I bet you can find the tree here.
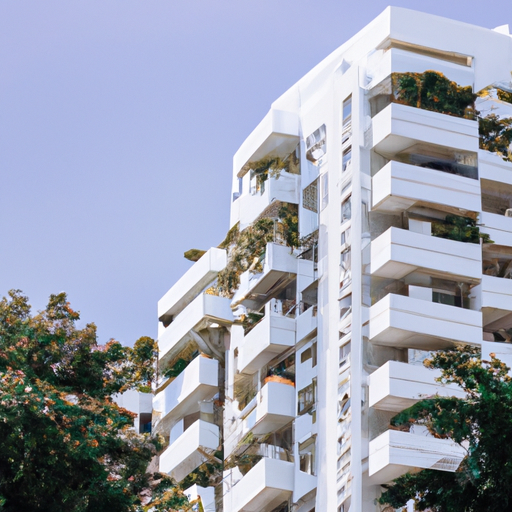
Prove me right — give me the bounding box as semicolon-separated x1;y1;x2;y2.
378;345;512;511
0;290;191;512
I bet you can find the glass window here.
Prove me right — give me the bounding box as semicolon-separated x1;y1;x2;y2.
298;378;317;415
342;146;352;173
341;196;351;223
303;179;318;213
306;125;327;164
321;173;329;210
299;437;317;475
342;96;352;126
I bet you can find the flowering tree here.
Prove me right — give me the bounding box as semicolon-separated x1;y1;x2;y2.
0;290;190;512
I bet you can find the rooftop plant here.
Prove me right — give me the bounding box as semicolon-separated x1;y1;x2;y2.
391;71;476;118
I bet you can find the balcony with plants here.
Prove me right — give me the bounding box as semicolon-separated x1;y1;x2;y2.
233;153;301;229
370;71;478;158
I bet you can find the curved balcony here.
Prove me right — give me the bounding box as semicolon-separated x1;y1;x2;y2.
369;429;465;484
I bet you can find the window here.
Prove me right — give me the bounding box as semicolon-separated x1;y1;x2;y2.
341;226;351;246
299;437;317;475
341;196;351;223
321;172;329;210
342;146;352;173
312;341;317;367
303;179;318;213
298;378;317;415
342;96;352;126
306;125;327;164
339;341;351;369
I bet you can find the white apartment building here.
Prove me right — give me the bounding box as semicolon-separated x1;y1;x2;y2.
153;8;512;512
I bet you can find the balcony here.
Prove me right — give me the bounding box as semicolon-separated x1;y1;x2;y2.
480;212;512;247
158;248;227;324
372;103;478;157
369;429;466;484
371;227;481;281
226;458;294;512
372;160;481;214
296;305;318;344
159;293;233;368
479;149;512;186
234;109;300;178
160;419;220;483
242;381;296;436
477;275;512;330
238;308;295;374
153;356;218;431
236;172;300;228
370;294;482;350
231;243;297;310
368;360;465;412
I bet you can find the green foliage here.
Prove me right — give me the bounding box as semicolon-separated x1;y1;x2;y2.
479;113;512;162
379;345;512;511
0;290;189;512
392;71;476;118
163;356;195;380
184;249;206;262
278;203;299;249
180;451;223;489
248;156;287;189
431;214;493;244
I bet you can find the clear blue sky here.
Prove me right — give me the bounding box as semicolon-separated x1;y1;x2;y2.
0;1;510;345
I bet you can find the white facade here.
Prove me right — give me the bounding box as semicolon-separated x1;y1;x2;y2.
154;8;512;512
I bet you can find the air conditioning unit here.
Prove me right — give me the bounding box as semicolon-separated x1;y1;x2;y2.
505;209;512;217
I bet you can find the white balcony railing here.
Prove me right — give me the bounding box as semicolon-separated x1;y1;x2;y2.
231;243;297;311
296;305;318;344
372;102;478;156
241;381;296;436
160;420;220;482
159;293;233;368
238;308;295;375
372;160;481;214
153;356;218;430
368;360;465;412
369;429;466;484
158;248;227;324
371;227;481;281
225;458;294;512
370;294;482;350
